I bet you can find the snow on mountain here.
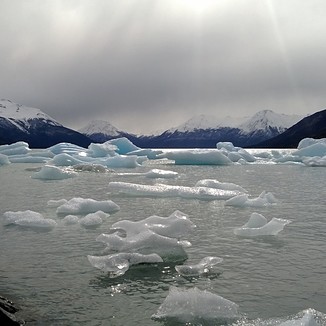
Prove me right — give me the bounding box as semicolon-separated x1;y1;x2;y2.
239;110;303;134
78;120;121;137
0;99;62;130
167;110;303;134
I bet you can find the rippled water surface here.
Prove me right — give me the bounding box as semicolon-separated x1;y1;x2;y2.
0;157;325;325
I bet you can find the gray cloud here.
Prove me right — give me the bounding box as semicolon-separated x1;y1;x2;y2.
1;0;326;133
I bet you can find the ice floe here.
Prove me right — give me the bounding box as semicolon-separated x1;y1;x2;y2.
31;165;78;180
0;153;10;165
217;141;256;163
108;182;241;200
175;256;223;277
2;210;57;230
225;191;277;207
79;211;109;228
110;210;195;239
56;197;120;215
152;286;239;323
106;137;140;154
195;179;247;193
87;252;163;278
234;212;291;237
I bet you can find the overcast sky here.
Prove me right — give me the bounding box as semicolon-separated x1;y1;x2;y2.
1;0;326;134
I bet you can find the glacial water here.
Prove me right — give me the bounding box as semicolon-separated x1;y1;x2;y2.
0;153;325;325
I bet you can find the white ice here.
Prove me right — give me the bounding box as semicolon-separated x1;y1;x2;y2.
127;148;163;159
96;230;191;261
144;169;178;179
72;163;108;173
79;211;109;228
225;191;277;207
0;141;30;156
48;142;87;156
110;210;195;239
108;182;241;200
234;212;291;236
158;149;232;165
87;252;163;277
303;156;326;167
47;199;68;207
87;142;117;157
195;179;247;193
175;256;223;276
0;153;10;165
217;141;256;163
3;210;57;230
152;286;239;322
279;309;320;326
104;155;146;168
106;137;140;154
62;215;79;225
31;165;78;180
56;197;120;215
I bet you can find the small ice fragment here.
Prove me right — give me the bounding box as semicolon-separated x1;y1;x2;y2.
63;215;79;225
225;191;277;207
195;179;247;193
31;165;77;180
175;256;223;276
79;211;108;228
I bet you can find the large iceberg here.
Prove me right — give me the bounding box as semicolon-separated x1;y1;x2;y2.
175;256;223;277
225;191;277;207
152;286;239;323
87;252;163;278
108;182;241;200
56;197;120;215
234;212;291;236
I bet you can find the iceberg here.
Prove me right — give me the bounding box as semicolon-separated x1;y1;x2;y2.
48;142;87;156
31;165;78;180
225;191;277;207
127;148;163;159
0;153;10;165
104;155;146;168
110;210;195;239
96;230;191;261
217;141;256;163
72;163;108;173
152;286;239;323
3;210;57;230
159;149;232;165
175;256;223;276
303;156;326;167
0;141;30;156
87;252;163;278
79;211;108;228
108;182;241;200
87;142;117;157
195;179;247;193
48;153;85;166
56;197;120;215
106;137;140;155
234;212;291;236
62;215;79;225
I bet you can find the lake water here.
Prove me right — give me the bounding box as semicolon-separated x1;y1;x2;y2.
0;152;325;325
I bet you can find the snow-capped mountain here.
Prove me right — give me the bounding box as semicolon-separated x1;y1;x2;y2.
0;99;91;148
78;120;136;143
135;110;305;148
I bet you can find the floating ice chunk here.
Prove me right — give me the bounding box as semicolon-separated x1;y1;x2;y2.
87;142;117;157
87;252;163;277
108;182;240;200
2;210;56;230
144;169;178;179
49;153;85;166
175;256;223;276
0;141;30;156
104;155;146;168
127;148;163;159
234;212;291;236
72;163;108;173
107;137;140;154
47;199;68;207
195;179;247;193
62;215;79;225
159;149;232;165
111;210;195;239
31;165;78;180
48;142;87;155
293;142;326;158
0;153;10;165
96;230;190;261
303;156;326;167
297;138;326;150
225;191;277;207
216;142;256;163
279;309;320;326
152;287;239;323
56;198;120;215
79;211;107;228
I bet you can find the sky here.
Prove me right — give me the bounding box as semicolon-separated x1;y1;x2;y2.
1;0;326;134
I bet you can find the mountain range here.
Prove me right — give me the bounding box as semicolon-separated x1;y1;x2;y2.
1;98;325;148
